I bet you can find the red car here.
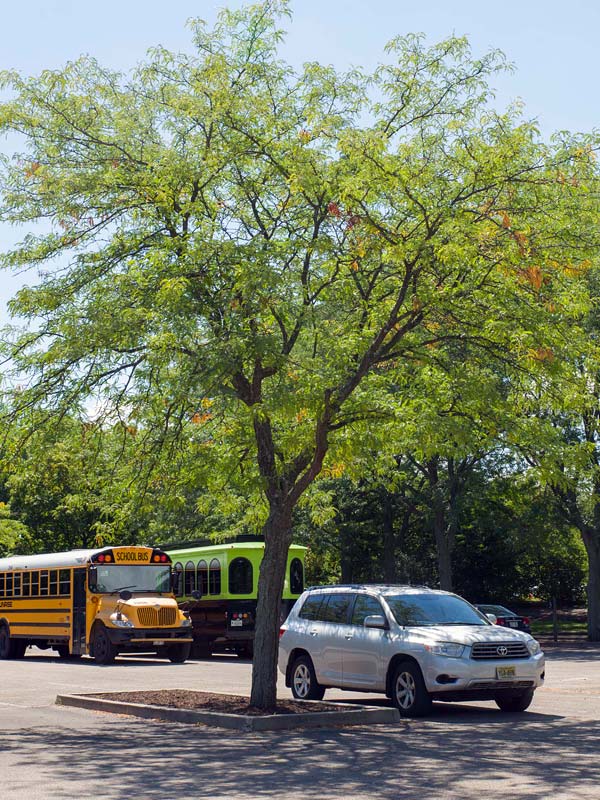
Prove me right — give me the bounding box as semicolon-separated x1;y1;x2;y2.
476;604;531;633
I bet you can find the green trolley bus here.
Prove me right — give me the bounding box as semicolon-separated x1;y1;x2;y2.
165;538;307;658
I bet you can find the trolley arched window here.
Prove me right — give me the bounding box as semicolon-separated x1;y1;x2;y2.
229;557;253;595
197;560;208;595
174;562;183;597
290;558;304;595
209;558;221;595
184;561;196;595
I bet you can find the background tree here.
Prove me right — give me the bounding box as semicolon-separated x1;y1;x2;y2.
1;2;597;706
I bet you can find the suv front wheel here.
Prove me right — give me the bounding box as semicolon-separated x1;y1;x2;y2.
290;655;326;701
391;660;432;717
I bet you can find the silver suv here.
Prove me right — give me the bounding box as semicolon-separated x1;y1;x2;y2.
279;584;545;716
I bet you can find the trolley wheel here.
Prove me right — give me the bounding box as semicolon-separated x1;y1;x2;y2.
236;643;254;659
91;624;118;665
165;642;192;663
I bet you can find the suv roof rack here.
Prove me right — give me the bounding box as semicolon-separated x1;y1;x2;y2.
306;583;433;591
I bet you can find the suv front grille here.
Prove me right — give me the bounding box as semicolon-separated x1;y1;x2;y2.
471;642;529;660
136;607;177;627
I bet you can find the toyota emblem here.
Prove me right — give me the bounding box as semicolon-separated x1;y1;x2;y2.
497;645;508;656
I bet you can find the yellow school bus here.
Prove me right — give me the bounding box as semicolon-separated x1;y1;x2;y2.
0;546;194;664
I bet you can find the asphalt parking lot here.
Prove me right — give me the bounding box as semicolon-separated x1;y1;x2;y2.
1;644;600;800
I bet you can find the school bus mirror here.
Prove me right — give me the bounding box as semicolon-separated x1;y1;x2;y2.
88;566;98;591
119;589;133;602
191;590;202;601
171;570;181;594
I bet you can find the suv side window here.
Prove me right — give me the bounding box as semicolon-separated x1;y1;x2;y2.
319;593;353;624
351;594;385;626
298;594;325;621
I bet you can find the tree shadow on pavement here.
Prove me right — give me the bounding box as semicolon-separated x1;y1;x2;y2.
1;704;598;800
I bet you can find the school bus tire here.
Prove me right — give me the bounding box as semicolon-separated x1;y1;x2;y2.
0;624;26;659
91;623;118;665
57;645;80;659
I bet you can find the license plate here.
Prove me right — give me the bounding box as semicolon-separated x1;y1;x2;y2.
496;665;516;679
508;620;518;628
230;619;243;627
153;640;165;646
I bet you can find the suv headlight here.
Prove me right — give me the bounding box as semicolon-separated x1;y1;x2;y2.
109;612;134;628
425;642;465;658
526;639;542;656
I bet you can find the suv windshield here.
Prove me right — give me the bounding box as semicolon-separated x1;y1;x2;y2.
92;564;171;593
386;594;488;627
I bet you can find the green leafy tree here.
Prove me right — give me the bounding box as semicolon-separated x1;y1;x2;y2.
0;502;32;557
1;416;125;552
1;2;597;706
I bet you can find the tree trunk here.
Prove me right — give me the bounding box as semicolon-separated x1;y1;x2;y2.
249;504;293;711
427;458;454;592
582;530;600;642
433;505;453;592
382;490;397;583
340;524;353;583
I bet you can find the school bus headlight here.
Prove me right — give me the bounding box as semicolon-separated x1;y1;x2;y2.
110;612;134;628
181;617;192;627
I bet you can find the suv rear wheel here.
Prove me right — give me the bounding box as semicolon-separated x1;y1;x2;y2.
391;660;432;717
290;655;326;701
495;688;534;712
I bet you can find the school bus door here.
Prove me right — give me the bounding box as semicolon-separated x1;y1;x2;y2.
72;568;87;655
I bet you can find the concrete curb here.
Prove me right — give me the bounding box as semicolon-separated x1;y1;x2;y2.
55;693;400;731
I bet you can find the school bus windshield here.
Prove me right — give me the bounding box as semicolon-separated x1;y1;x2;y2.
93;564;171;594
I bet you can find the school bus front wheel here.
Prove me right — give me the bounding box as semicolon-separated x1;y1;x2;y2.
90;623;118;665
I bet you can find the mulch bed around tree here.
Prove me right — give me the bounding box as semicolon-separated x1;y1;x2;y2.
94;690;345;716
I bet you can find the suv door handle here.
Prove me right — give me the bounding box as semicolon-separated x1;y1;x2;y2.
310;629;318;636
345;634;353;640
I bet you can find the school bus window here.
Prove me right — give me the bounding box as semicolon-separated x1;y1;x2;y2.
197;560;208;595
229;557;253;594
174;562;183;597
5;573;13;597
13;572;21;597
0;573;4;597
40;570;49;596
209;558;221;595
59;569;70;596
49;570;58;596
31;570;39;596
22;571;31;597
184;561;196;595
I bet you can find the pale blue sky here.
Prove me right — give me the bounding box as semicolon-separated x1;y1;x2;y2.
1;0;599;318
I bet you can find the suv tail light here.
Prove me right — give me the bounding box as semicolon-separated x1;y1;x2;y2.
496;617;506;626
522;617;530;626
279;626;287;639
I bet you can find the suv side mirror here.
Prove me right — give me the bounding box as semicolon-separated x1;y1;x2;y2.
486;613;497;624
364;614;387;629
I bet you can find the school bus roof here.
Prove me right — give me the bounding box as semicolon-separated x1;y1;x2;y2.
0;546;162;572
